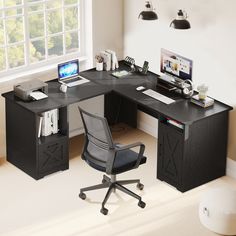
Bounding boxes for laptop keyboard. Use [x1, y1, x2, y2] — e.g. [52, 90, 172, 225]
[63, 76, 89, 87]
[64, 77, 82, 84]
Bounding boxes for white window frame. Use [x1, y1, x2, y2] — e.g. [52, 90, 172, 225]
[0, 0, 87, 82]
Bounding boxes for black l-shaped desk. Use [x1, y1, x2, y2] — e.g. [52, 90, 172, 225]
[2, 62, 232, 192]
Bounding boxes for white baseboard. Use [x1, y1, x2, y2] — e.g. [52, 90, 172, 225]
[226, 158, 236, 179]
[138, 121, 157, 138]
[69, 127, 84, 138]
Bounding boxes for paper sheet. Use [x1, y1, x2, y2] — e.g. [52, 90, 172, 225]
[30, 91, 48, 100]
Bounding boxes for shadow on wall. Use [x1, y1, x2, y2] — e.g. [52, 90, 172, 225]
[228, 108, 236, 161]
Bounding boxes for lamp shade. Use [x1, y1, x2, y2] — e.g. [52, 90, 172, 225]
[170, 10, 191, 29]
[139, 1, 158, 20]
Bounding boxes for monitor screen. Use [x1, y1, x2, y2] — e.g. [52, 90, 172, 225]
[160, 49, 193, 81]
[58, 59, 79, 80]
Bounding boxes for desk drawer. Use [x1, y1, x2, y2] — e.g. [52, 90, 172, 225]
[38, 135, 68, 174]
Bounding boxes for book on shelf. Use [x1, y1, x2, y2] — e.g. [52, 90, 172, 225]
[166, 118, 184, 129]
[38, 116, 43, 138]
[190, 95, 214, 108]
[41, 109, 59, 137]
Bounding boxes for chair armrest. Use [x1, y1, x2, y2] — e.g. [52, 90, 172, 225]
[115, 142, 143, 151]
[115, 142, 145, 169]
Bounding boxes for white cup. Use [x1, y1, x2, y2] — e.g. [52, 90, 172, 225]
[197, 84, 208, 100]
[96, 62, 103, 71]
[60, 83, 67, 93]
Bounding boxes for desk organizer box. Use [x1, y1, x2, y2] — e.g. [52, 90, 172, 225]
[199, 187, 236, 235]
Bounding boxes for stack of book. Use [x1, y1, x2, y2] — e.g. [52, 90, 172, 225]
[190, 95, 214, 108]
[100, 50, 119, 71]
[166, 118, 184, 129]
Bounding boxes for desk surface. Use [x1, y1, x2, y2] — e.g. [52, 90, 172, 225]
[82, 62, 232, 124]
[2, 62, 232, 124]
[2, 80, 111, 114]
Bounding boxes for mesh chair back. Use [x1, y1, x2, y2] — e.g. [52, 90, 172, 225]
[79, 107, 114, 166]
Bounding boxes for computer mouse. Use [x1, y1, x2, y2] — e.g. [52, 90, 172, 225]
[136, 86, 146, 91]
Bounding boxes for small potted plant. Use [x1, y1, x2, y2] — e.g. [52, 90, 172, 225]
[95, 54, 104, 71]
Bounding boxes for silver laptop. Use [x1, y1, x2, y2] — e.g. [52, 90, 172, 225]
[58, 59, 89, 87]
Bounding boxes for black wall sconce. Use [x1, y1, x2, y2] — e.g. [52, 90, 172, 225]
[139, 2, 191, 30]
[170, 10, 191, 29]
[138, 1, 158, 20]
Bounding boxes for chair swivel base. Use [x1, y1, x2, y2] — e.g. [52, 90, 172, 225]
[79, 174, 146, 215]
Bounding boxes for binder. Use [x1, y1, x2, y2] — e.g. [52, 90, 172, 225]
[100, 51, 111, 71]
[105, 50, 119, 70]
[41, 109, 58, 136]
[38, 116, 43, 138]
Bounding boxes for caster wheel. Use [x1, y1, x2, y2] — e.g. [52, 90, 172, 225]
[79, 192, 86, 200]
[138, 201, 146, 209]
[100, 207, 108, 215]
[137, 183, 144, 190]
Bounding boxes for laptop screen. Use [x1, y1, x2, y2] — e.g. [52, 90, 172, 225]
[58, 59, 79, 81]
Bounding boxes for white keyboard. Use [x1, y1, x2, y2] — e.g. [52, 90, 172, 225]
[66, 77, 90, 87]
[143, 89, 175, 104]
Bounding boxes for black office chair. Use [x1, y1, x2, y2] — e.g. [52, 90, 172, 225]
[78, 107, 147, 215]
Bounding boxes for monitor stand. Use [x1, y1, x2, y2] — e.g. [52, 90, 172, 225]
[160, 74, 176, 83]
[156, 79, 177, 91]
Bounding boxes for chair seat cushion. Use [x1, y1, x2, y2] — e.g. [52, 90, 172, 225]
[85, 148, 146, 174]
[113, 149, 147, 174]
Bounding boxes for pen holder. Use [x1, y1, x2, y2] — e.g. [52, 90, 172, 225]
[96, 62, 103, 71]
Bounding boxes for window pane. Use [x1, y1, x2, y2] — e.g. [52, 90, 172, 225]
[65, 0, 78, 5]
[30, 39, 45, 63]
[5, 0, 22, 7]
[29, 13, 44, 38]
[5, 7, 23, 17]
[65, 31, 78, 53]
[0, 0, 82, 74]
[0, 19, 4, 45]
[28, 3, 44, 12]
[65, 7, 78, 31]
[6, 17, 24, 44]
[46, 0, 62, 9]
[47, 9, 62, 34]
[48, 34, 63, 57]
[8, 44, 25, 68]
[0, 48, 6, 71]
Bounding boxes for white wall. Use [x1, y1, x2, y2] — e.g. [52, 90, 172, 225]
[92, 0, 124, 60]
[124, 0, 236, 161]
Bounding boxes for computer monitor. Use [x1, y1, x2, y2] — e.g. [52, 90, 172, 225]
[160, 48, 193, 82]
